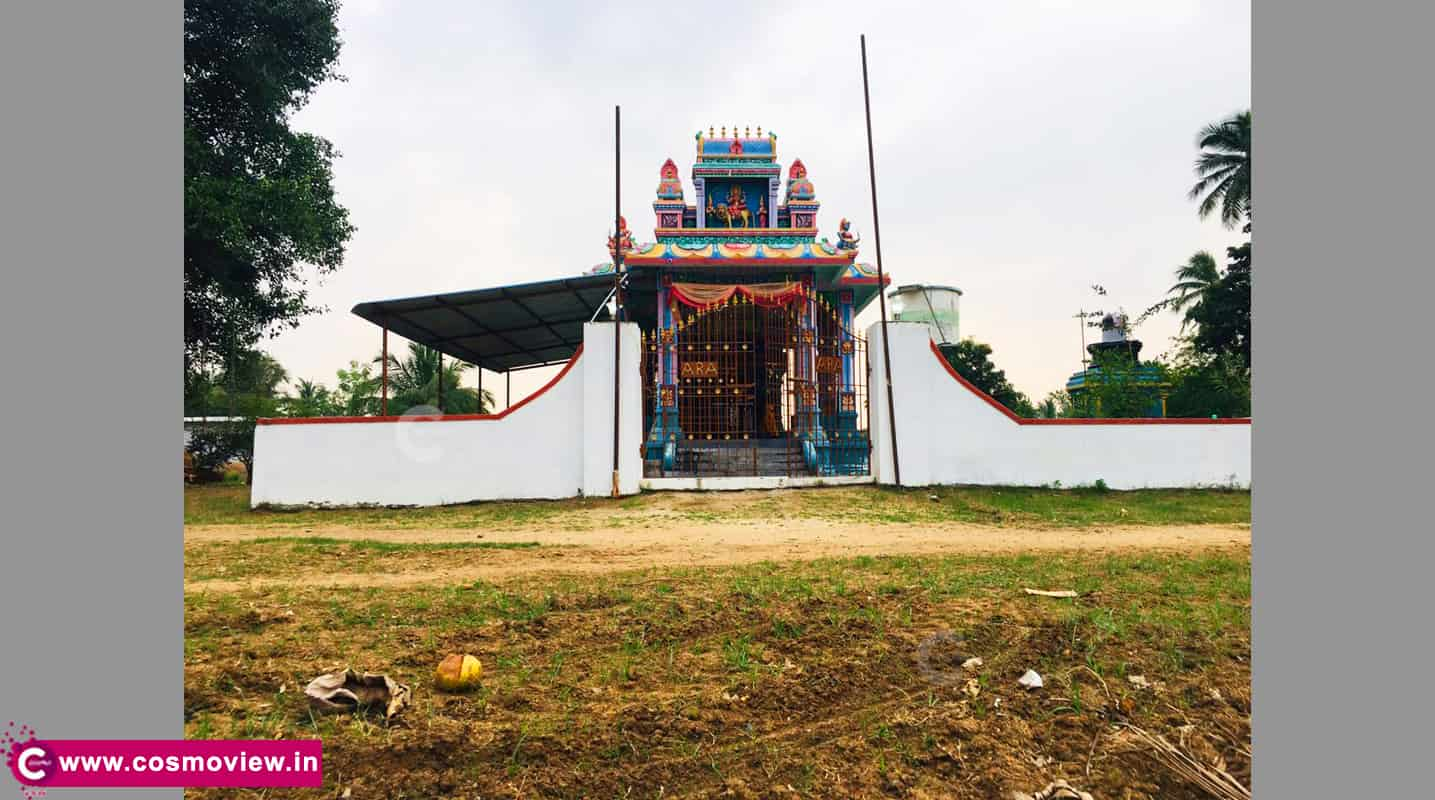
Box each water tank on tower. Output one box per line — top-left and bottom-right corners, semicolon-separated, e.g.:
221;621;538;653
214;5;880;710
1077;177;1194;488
887;284;962;344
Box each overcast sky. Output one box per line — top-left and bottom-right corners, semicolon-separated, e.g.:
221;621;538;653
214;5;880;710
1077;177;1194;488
274;0;1250;403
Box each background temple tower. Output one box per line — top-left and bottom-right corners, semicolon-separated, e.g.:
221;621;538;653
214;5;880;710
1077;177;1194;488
1065;312;1170;417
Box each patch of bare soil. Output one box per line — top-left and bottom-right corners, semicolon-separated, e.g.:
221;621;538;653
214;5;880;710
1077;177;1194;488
186;580;1251;799
185;520;1249;593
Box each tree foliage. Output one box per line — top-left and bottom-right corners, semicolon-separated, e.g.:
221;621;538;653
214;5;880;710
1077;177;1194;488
184;348;287;417
284;379;340;417
380;343;493;415
334;361;382;416
187;423;257;484
1076;350;1168;419
1189;110;1251;229
1165;251;1221;331
940;339;1035;417
1164;345;1251;419
1188;243;1251;369
184;0;354;362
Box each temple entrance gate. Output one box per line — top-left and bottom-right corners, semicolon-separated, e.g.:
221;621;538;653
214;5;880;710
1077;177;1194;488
642;280;870;479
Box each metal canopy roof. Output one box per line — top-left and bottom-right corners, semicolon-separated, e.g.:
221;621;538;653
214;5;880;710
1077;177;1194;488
352;274;615;373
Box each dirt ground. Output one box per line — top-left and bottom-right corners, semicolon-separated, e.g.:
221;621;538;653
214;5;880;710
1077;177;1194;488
184;488;1251;799
186;518;1250;592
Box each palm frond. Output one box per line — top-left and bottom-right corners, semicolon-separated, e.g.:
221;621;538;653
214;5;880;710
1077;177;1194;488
1189;111;1251;227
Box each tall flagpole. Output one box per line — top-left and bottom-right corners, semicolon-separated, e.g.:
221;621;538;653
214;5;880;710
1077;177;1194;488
611;105;623;498
861;34;902;487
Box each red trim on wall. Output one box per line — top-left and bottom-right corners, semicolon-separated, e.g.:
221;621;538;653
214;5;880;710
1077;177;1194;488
926;340;1251;426
257;344;584;426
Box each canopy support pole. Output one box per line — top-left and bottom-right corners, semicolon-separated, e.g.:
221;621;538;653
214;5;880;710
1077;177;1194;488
381;326;389;416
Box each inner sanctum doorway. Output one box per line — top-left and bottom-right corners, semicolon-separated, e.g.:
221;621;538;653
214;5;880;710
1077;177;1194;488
641;280;870;479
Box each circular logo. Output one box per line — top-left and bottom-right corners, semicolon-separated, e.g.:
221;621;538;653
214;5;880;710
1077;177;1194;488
12;741;57;785
393;405;445;464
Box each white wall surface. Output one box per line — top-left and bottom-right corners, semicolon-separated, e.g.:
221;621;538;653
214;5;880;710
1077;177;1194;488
580;322;642;498
249;322;643;507
869;322;1251;489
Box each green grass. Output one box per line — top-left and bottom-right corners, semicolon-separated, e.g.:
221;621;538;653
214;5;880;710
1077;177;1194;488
186;482;1249;530
185;484;585;528
184;538;543;582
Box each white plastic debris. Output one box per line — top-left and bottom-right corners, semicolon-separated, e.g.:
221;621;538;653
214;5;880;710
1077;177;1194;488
961;657;984;670
1012;780;1095;800
1018;669;1044;690
1023;588;1078;598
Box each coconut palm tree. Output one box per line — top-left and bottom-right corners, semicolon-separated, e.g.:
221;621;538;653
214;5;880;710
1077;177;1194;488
378;343;492;414
286;379;337;417
1189;110;1251;229
1166;251;1222;331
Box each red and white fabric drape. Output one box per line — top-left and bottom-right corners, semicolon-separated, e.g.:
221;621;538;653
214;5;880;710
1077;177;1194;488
669;282;805;310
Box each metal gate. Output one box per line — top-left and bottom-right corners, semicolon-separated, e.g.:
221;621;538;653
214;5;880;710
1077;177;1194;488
642;288;869;478
784;293;871;477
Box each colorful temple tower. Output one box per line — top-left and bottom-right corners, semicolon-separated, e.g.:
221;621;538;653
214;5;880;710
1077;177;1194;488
592;127;889;478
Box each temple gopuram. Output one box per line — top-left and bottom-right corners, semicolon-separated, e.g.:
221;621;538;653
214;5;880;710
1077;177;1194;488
591;127;888;477
349;126;888;481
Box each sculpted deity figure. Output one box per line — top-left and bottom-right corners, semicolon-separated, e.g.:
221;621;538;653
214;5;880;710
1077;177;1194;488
726;184;748;215
608;215;635;258
836;218;860;251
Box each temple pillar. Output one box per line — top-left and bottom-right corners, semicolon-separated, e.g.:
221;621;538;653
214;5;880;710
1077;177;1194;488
796;279;828;473
830;289;861;473
645;277;682;468
767;177;780;228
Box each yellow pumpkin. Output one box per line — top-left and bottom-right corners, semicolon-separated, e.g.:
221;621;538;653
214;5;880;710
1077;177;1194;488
434;654;483;692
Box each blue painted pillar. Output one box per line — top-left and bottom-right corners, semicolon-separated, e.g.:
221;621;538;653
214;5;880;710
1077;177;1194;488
831;289;862;474
645;279;682;468
796;279;829;472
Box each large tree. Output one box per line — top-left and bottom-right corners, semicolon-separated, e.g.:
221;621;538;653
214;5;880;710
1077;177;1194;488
939;339;1035;417
1188;242;1252;368
184;0;354;363
1164;345;1251;419
1189;110;1251;230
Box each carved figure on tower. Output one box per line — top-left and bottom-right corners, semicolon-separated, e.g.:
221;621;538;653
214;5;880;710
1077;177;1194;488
655;158;683;200
608;215;635;259
836;218;860;251
785;159;815;202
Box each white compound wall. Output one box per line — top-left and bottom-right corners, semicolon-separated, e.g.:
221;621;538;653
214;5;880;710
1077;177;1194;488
868;322;1250;489
249;322;641;507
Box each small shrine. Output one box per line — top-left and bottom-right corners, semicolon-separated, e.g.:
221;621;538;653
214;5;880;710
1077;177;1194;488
592;126;889;477
1065;312;1170;417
